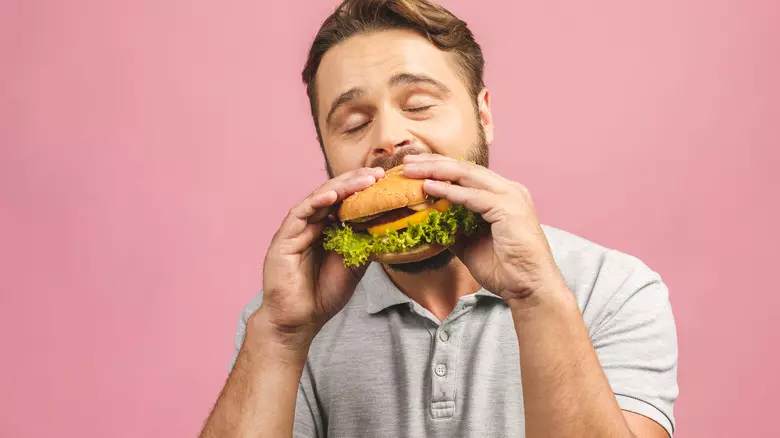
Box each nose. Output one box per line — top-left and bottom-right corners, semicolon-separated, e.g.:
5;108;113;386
371;110;413;157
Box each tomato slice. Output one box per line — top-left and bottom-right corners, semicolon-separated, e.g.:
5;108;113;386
367;199;452;236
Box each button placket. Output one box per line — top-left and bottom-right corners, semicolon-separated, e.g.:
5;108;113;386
429;301;477;419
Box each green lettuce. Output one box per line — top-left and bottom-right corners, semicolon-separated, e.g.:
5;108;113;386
323;204;481;267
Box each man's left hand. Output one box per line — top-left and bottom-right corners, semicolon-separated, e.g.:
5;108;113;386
403;154;565;307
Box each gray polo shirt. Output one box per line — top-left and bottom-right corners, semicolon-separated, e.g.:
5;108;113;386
231;225;678;437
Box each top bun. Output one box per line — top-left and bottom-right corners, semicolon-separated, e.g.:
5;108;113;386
338;165;428;221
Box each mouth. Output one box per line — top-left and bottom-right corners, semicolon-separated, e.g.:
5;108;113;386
371;146;429;171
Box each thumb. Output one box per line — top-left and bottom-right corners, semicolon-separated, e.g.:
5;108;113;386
315;252;369;319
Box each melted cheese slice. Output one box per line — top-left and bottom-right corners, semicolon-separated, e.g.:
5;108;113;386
367;199;451;236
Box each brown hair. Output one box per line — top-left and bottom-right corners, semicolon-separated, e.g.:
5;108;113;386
301;0;485;141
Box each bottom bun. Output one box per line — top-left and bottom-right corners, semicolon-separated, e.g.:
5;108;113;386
371;243;449;264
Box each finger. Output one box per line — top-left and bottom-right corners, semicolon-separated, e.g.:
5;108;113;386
326;173;380;202
307;190;341;224
282;221;327;255
403;153;453;163
403;154;476;164
277;190;339;241
310;189;339;209
404;159;506;192
331;166;385;186
278;169;384;242
423;179;498;218
307;168;384;223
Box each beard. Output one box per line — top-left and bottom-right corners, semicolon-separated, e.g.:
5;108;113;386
323;120;489;274
386;248;457;274
382;125;489;274
368;125;489;172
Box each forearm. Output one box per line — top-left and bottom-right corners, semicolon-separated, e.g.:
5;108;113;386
511;279;634;438
201;311;310;438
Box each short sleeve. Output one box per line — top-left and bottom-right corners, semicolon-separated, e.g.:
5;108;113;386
228;292;263;372
294;365;325;437
590;257;679;437
229;292;323;436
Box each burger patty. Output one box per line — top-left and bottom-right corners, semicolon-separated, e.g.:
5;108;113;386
348;207;417;231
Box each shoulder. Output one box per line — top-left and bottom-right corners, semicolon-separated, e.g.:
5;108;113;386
543;224;660;280
542;225;670;328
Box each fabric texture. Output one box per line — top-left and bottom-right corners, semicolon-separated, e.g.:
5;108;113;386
230;225;678;437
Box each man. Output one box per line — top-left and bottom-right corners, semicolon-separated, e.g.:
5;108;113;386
201;0;678;436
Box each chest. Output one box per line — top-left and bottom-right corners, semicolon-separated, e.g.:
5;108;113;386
309;305;526;437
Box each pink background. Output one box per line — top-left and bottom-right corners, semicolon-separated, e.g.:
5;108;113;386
1;0;778;436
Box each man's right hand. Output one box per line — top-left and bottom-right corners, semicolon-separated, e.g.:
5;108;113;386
248;166;386;352
201;168;385;438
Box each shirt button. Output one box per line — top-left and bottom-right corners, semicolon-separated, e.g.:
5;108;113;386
434;363;447;377
439;330;450;342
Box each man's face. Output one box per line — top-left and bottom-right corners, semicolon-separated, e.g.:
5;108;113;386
314;29;493;273
315;29;493;176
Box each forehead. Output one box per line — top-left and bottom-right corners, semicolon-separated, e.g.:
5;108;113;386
315;29;465;115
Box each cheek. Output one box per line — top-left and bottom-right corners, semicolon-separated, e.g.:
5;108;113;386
414;107;478;156
322;144;370;176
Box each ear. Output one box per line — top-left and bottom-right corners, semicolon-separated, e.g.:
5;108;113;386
477;88;494;145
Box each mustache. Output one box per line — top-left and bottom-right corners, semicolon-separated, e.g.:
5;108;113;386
370;146;431;171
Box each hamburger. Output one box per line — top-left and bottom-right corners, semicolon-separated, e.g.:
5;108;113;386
323;165;481;266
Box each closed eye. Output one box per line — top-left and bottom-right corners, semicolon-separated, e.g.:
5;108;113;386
345;121;370;134
405;105;434;113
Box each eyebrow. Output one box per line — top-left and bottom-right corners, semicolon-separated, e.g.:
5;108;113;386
325;87;365;128
388;72;451;95
324;72;451;129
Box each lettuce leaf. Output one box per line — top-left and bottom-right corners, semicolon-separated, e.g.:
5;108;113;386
323;204;481;267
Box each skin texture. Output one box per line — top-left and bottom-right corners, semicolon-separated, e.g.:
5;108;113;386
316;30;492;175
200;29;670;438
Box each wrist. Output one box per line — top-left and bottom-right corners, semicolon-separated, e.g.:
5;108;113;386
504;256;571;305
506;272;577;319
243;308;316;365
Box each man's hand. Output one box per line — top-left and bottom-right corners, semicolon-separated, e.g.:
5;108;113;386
402;154;563;307
404;154;665;438
256;166;386;347
201;167;384;438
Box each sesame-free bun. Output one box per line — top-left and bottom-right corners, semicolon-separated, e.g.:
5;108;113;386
338;165;428;222
371;243;447;264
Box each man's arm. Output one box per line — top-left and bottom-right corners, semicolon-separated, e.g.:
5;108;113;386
510;278;668;438
200;310;309;437
200;167;385;437
624;412;670;438
403;155;676;437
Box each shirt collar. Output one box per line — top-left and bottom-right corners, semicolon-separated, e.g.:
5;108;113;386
474;288;503;300
363;263;413;314
362;263;504;314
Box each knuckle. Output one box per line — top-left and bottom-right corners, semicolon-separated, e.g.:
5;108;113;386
311;183;329;197
513;181;529;193
463;186;481;200
464;165;477;179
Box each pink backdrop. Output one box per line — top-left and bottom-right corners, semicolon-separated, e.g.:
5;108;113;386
1;0;778;436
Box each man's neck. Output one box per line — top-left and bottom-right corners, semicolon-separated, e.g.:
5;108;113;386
382;256;482;323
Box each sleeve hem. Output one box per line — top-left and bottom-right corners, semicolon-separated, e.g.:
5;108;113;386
615;394;674;437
